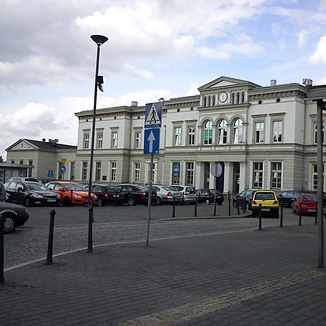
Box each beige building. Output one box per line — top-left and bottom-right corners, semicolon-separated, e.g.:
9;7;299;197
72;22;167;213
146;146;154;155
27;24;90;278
6;76;326;194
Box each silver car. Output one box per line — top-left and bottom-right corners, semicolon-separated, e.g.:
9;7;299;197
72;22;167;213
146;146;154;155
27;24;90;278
169;185;197;204
152;185;183;205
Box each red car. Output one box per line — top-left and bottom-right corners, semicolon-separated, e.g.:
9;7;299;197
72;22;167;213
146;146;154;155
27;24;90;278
292;193;317;215
46;181;98;206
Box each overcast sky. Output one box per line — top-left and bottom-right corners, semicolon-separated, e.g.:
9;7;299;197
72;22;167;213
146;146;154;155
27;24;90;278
1;0;326;160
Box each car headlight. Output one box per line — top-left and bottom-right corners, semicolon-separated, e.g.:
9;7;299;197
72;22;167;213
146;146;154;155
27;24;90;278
32;193;44;199
56;194;61;199
73;194;82;199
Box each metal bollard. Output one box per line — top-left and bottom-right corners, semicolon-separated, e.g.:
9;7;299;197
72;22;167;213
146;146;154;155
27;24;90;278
280;202;283;227
259;203;262;230
299;203;302;226
243;201;246;213
194;196;197;217
237;201;240;215
172;196;175;217
46;209;56;265
315;208;318;225
228;192;231;216
0;214;4;283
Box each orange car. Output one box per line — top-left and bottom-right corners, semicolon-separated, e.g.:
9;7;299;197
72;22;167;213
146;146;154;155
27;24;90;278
46;181;98;206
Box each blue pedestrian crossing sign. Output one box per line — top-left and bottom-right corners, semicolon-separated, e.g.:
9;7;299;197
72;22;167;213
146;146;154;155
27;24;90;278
144;128;160;154
145;102;162;128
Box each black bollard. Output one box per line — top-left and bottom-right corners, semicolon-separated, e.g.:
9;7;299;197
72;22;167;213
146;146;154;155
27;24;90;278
228;192;231;216
299;203;302;226
315;207;318;225
280;202;283;227
46;209;56;265
70;190;73;206
0;214;4;283
259;203;262;230
237;201;240;215
172;196;175;217
194;196;197;217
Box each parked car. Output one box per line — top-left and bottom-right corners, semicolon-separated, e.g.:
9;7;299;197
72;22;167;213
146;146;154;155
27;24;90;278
196;189;224;205
90;184;124;206
291;193;318;215
5;180;61;207
46;181;98;206
0;201;29;233
5;177;42;185
169;185;197;204
251;190;279;218
152;185;183;205
277;190;302;207
118;184;158;206
233;189;257;210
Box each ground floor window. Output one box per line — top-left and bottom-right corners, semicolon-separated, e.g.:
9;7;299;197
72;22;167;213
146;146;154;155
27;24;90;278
312;164;324;191
82;162;88;180
134;162;140;182
271;162;282;189
95;162;101;181
172;162;181;184
253;162;263;188
111;162;117;182
186;162;194;185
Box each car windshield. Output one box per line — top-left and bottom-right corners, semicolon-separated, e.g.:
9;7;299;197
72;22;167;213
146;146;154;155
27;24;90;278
65;183;87;191
24;182;50;191
302;195;318;202
108;186;121;192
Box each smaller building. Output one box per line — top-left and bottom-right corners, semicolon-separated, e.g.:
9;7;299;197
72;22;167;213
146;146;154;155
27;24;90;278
5;138;77;182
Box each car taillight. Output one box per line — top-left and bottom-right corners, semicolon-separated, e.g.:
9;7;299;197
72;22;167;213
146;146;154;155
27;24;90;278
141;192;147;197
273;200;278;205
252;200;257;205
167;191;172;196
104;193;109;198
184;192;189;195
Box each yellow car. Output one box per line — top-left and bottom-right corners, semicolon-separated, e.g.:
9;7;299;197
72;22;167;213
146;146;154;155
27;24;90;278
251;190;279;218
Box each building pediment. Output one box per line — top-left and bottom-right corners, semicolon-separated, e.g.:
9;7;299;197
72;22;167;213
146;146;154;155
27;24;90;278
7;139;38;151
198;76;261;93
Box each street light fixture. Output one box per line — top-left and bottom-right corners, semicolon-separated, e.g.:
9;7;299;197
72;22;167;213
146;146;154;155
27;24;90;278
87;34;108;253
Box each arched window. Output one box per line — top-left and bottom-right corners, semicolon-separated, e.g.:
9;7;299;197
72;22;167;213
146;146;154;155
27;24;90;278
208;96;211;107
241;92;245;103
231;93;235;104
236;92;240;104
203;96;207;107
233;119;243;144
204;121;213;144
218;120;227;144
212;95;215;106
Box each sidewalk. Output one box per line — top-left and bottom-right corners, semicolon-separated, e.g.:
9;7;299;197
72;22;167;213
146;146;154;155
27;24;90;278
1;218;326;325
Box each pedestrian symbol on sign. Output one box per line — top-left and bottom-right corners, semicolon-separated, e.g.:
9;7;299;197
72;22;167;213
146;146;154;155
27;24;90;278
144;102;162;128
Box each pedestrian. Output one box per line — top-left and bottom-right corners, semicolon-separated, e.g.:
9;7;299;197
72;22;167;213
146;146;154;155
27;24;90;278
0;182;5;202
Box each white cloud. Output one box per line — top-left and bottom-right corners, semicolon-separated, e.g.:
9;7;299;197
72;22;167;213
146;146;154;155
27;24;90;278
185;83;199;96
310;36;326;64
297;30;308;49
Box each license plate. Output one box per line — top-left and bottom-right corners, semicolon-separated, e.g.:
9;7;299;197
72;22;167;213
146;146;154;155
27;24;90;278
113;195;120;198
307;209;315;212
47;199;56;202
261;208;270;211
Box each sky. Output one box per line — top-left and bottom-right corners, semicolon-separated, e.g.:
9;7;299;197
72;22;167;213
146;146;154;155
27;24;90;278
1;0;326;160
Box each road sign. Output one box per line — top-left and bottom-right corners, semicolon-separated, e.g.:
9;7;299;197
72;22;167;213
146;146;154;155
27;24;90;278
61;166;66;174
144;102;162;128
61;158;66;165
144;128;160;154
211;162;223;177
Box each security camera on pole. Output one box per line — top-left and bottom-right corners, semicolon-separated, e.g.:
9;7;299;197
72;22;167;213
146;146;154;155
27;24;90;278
144;101;162;246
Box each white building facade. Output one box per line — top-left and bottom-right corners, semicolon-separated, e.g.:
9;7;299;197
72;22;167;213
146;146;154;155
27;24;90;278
73;76;326;194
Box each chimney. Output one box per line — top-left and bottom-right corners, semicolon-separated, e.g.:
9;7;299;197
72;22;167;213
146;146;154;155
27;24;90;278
270;79;277;86
302;78;313;86
131;101;138;107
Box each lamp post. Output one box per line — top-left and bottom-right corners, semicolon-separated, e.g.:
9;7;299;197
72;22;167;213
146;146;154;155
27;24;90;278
87;34;108;253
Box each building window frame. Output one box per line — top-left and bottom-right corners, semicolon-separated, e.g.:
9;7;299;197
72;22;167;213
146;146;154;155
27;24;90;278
187;126;195;145
83;132;90;149
253;162;263;189
272;120;283;143
96;131;103;149
134;162;141;182
233;118;243;144
110;161;117;182
203;120;213;145
82;161;88;181
186;162;194;185
218;119;227;144
271;162;282;189
111;131;118;148
174;126;182;146
255;122;265;143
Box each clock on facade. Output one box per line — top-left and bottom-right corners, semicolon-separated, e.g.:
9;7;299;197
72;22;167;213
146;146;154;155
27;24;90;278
219;92;228;103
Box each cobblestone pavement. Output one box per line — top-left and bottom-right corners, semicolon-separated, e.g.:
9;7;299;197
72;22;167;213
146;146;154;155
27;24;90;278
1;204;325;325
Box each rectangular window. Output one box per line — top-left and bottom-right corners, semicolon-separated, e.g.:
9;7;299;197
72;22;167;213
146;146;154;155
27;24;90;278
188;127;195;145
312;164;324;190
70;162;75;180
253;162;263;188
111;162;117;182
19;160;24;165
97;132;103;149
84;133;89;149
135;132;141;149
271;162;282;189
273;121;282;143
186;162;194;185
314;122;324;144
95;162;101;181
134;162;141;182
174;127;182;146
112;132;118;148
172;162;181;184
28;160;33;177
255;122;264;143
82;162;88;180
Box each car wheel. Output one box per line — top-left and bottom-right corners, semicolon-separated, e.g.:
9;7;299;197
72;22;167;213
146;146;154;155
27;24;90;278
3;215;16;233
97;197;105;206
24;197;32;207
63;197;71;206
157;197;163;205
128;197;136;206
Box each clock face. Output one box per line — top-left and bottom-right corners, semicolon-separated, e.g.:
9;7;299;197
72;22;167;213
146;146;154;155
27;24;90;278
219;92;228;103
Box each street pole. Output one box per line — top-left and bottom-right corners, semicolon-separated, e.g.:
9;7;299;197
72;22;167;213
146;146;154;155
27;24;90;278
87;35;108;253
317;99;324;268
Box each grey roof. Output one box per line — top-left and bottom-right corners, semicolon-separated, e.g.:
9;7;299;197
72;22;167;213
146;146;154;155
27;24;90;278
6;139;77;152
